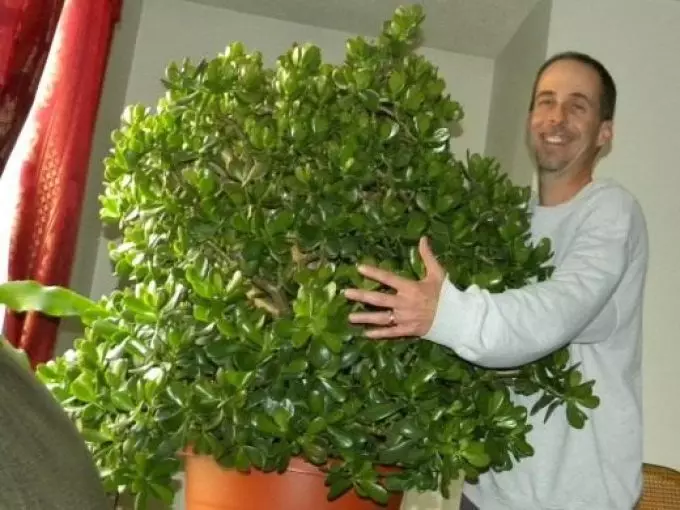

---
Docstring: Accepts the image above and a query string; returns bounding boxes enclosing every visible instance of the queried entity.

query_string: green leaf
[80,428,113,444]
[70,373,97,403]
[404,88,424,111]
[379,121,400,142]
[579,395,600,409]
[234,448,250,472]
[358,402,403,423]
[568,369,583,387]
[432,127,450,144]
[543,400,561,423]
[243,445,267,469]
[328,477,353,500]
[267,211,295,235]
[405,367,437,394]
[282,358,308,375]
[487,390,506,416]
[300,44,321,71]
[383,473,410,492]
[252,413,284,437]
[312,115,329,135]
[356,480,389,505]
[124,295,157,322]
[566,403,587,429]
[308,389,325,415]
[461,442,490,468]
[306,417,326,436]
[309,339,333,368]
[379,439,415,464]
[553,348,569,368]
[149,483,176,504]
[415,113,431,134]
[360,90,380,111]
[272,406,292,432]
[320,332,343,354]
[318,376,347,402]
[530,394,554,416]
[405,212,428,240]
[388,70,405,96]
[301,438,328,465]
[291,329,311,348]
[0,281,97,318]
[354,69,372,90]
[111,390,136,411]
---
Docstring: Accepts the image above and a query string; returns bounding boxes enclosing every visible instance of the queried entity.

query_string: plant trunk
[184,453,404,510]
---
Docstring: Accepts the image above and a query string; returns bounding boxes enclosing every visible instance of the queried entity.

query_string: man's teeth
[545,136,566,144]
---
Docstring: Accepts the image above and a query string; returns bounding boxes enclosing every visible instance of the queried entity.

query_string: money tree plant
[0,4,599,508]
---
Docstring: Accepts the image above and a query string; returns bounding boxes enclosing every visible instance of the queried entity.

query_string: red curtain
[0,0,65,175]
[2,0,122,366]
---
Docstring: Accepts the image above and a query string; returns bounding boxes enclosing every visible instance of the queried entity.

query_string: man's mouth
[541,134,570,146]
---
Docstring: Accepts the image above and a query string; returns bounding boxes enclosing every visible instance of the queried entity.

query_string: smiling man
[344,52,649,510]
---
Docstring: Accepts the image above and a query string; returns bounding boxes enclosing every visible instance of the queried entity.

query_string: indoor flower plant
[0,5,600,509]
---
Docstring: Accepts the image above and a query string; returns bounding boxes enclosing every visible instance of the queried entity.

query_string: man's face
[528,59,612,174]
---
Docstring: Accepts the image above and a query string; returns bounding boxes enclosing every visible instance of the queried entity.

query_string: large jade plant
[0,5,599,508]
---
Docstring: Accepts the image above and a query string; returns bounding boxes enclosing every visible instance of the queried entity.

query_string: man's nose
[547,103,567,125]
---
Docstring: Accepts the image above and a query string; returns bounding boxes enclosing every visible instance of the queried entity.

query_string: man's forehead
[537,60,601,93]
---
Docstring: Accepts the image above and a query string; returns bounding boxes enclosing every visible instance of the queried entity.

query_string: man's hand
[343,237,446,338]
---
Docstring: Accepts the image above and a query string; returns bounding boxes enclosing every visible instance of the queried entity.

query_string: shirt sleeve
[423,189,637,369]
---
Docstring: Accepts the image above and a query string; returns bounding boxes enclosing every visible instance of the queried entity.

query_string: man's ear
[597,120,613,148]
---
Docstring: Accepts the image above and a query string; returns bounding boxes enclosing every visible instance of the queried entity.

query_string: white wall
[0,124,22,333]
[546,0,680,470]
[485,0,552,186]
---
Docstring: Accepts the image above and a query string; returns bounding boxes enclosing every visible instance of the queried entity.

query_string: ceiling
[186,0,543,58]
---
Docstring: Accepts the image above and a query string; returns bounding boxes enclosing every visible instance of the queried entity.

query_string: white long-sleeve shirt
[425,179,648,510]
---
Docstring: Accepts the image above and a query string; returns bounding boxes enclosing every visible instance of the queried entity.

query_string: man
[0,338,109,509]
[344,52,648,510]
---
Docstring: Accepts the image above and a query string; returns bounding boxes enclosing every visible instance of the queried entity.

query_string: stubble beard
[535,144,600,184]
[536,152,570,174]
[532,136,593,177]
[534,142,572,175]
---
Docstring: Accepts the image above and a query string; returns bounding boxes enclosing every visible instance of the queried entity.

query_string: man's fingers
[419,236,445,280]
[343,288,399,309]
[364,325,414,339]
[356,264,411,291]
[348,311,393,325]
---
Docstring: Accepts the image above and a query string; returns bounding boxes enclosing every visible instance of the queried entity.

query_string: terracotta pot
[184,452,404,510]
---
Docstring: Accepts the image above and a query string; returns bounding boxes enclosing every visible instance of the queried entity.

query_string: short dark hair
[529,51,617,121]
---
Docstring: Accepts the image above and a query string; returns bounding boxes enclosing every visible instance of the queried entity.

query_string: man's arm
[424,191,639,368]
